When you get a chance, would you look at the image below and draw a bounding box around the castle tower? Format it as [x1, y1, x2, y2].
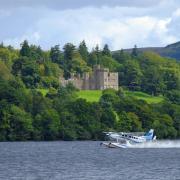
[59, 65, 118, 90]
[82, 72, 90, 89]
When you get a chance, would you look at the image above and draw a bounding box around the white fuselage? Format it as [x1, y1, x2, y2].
[109, 133, 147, 143]
[121, 134, 146, 143]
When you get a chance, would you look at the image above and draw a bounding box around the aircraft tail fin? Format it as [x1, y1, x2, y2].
[144, 129, 154, 140]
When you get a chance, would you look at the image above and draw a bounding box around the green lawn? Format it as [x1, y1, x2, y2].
[76, 90, 102, 102]
[36, 89, 49, 96]
[36, 88, 164, 104]
[77, 90, 164, 104]
[124, 91, 164, 104]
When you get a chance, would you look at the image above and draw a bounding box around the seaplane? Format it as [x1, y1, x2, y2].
[101, 129, 156, 148]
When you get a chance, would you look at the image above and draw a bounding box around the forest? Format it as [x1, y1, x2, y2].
[0, 40, 180, 141]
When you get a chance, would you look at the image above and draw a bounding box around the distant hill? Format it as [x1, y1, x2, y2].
[119, 41, 180, 61]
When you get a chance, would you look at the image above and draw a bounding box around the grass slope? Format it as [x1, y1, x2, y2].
[36, 88, 164, 104]
[77, 90, 164, 104]
[125, 91, 164, 104]
[76, 90, 102, 102]
[36, 89, 49, 96]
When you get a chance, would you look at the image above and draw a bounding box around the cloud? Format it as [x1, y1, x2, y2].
[0, 0, 167, 10]
[4, 32, 41, 47]
[167, 8, 180, 40]
[1, 1, 180, 50]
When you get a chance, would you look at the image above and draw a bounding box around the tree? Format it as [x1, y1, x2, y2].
[113, 49, 131, 64]
[166, 90, 180, 105]
[131, 45, 138, 57]
[71, 51, 89, 75]
[21, 60, 41, 88]
[7, 105, 33, 141]
[163, 69, 180, 91]
[100, 107, 116, 128]
[63, 43, 76, 78]
[94, 44, 101, 61]
[63, 43, 75, 61]
[78, 40, 89, 62]
[0, 100, 10, 141]
[33, 109, 60, 140]
[102, 44, 111, 57]
[20, 40, 30, 57]
[153, 114, 177, 139]
[98, 55, 120, 71]
[127, 112, 142, 131]
[120, 60, 142, 91]
[173, 110, 180, 137]
[116, 111, 132, 132]
[88, 51, 98, 67]
[142, 66, 163, 95]
[0, 42, 4, 48]
[0, 61, 13, 80]
[29, 45, 44, 62]
[0, 48, 10, 64]
[0, 80, 20, 104]
[12, 56, 42, 88]
[50, 45, 63, 64]
[100, 89, 119, 108]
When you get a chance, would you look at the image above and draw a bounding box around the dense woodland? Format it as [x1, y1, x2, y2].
[0, 40, 180, 141]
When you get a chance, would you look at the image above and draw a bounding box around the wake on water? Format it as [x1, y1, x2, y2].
[131, 140, 180, 148]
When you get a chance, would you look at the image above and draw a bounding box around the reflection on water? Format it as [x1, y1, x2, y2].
[0, 141, 179, 180]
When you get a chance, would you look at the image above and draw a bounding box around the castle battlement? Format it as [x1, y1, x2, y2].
[60, 65, 118, 90]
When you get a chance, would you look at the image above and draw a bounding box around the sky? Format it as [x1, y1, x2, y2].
[0, 0, 180, 50]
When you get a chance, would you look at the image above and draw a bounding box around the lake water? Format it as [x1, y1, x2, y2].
[0, 141, 180, 180]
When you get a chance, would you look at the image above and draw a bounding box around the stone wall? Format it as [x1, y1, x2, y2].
[60, 77, 83, 89]
[59, 65, 119, 90]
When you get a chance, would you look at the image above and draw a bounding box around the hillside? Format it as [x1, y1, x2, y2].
[117, 41, 180, 61]
[0, 40, 180, 140]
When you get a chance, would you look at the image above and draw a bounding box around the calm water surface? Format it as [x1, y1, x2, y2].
[0, 141, 179, 180]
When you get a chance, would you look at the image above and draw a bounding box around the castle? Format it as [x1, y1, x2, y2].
[60, 65, 119, 90]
